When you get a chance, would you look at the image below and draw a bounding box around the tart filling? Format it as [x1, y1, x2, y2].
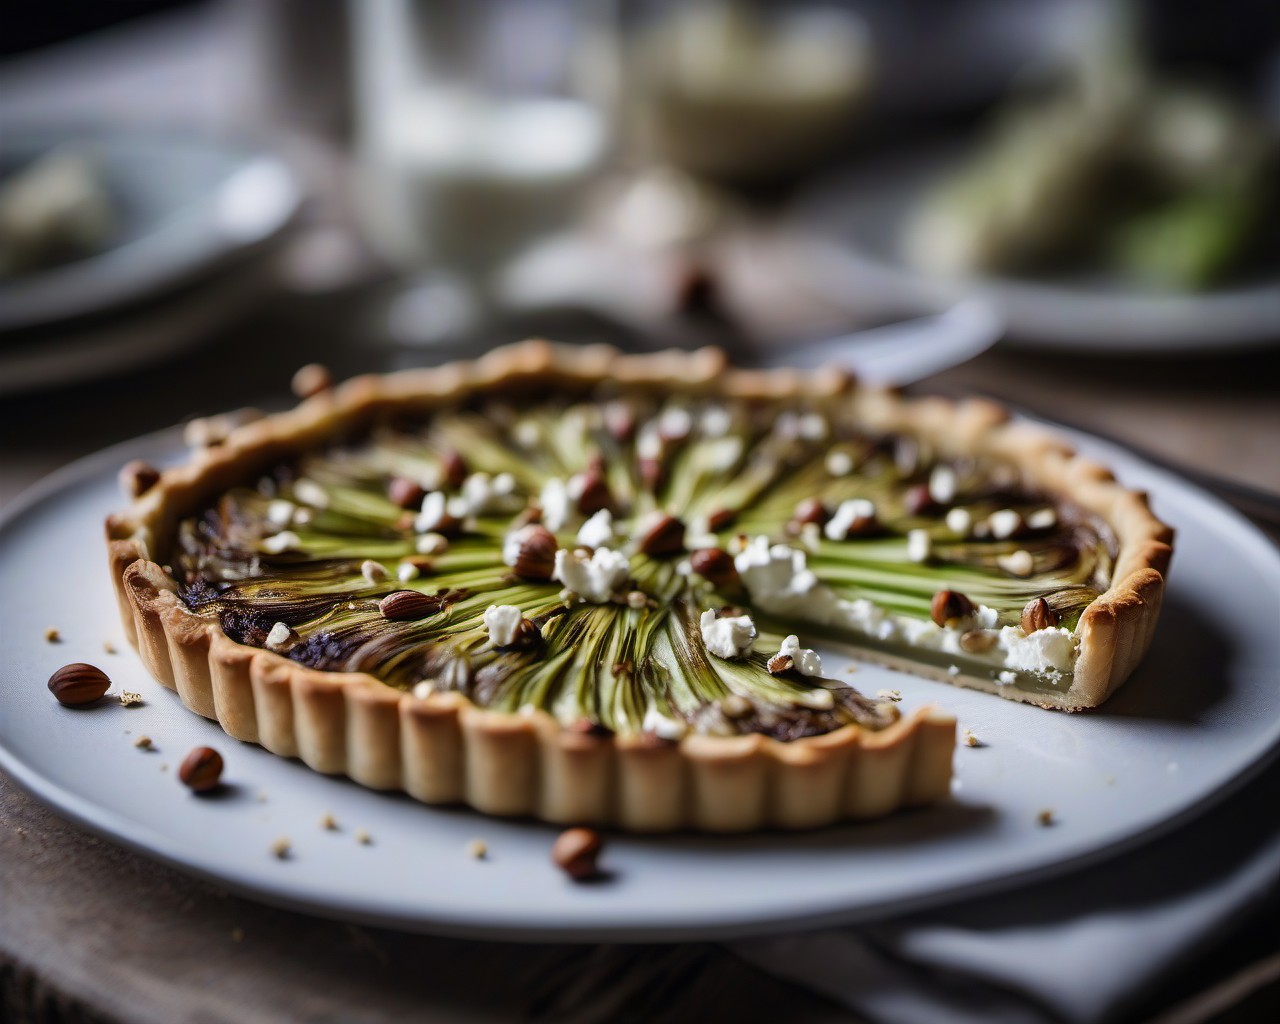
[106, 341, 1172, 830]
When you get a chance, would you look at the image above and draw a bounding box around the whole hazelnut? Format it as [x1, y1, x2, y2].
[930, 589, 976, 627]
[1021, 597, 1059, 633]
[47, 663, 111, 706]
[552, 827, 604, 881]
[178, 746, 224, 793]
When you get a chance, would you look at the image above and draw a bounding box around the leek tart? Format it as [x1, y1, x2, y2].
[107, 341, 1171, 831]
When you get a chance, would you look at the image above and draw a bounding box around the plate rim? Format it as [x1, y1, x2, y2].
[2, 424, 1279, 942]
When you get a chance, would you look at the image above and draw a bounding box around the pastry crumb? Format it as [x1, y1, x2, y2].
[1036, 809, 1056, 827]
[44, 626, 61, 643]
[231, 927, 245, 942]
[134, 735, 153, 750]
[103, 640, 118, 654]
[320, 812, 339, 831]
[467, 838, 488, 860]
[844, 665, 859, 674]
[876, 689, 902, 702]
[270, 837, 292, 859]
[119, 691, 143, 707]
[961, 729, 984, 748]
[354, 828, 372, 845]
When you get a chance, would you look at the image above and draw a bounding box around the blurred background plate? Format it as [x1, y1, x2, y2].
[0, 130, 301, 334]
[788, 146, 1280, 354]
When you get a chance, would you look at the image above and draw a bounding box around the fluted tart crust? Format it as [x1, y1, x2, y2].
[105, 341, 1172, 831]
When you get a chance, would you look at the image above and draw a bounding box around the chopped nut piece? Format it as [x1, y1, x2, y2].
[355, 829, 372, 845]
[962, 729, 983, 748]
[44, 626, 61, 643]
[1036, 809, 1056, 827]
[552, 827, 603, 881]
[320, 812, 338, 831]
[134, 735, 153, 750]
[625, 590, 649, 609]
[119, 691, 143, 707]
[103, 640, 117, 655]
[291, 362, 333, 399]
[270, 837, 292, 859]
[467, 839, 488, 860]
[767, 653, 794, 675]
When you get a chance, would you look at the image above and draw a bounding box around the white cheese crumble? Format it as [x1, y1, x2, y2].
[360, 560, 387, 584]
[553, 547, 630, 603]
[265, 621, 295, 651]
[539, 478, 570, 531]
[999, 625, 1077, 674]
[412, 681, 435, 699]
[825, 498, 876, 540]
[997, 549, 1035, 577]
[642, 706, 688, 740]
[576, 509, 614, 549]
[266, 500, 296, 527]
[1027, 508, 1058, 530]
[997, 670, 1018, 685]
[658, 406, 693, 440]
[414, 491, 449, 533]
[416, 532, 449, 555]
[907, 528, 933, 563]
[704, 436, 744, 472]
[483, 604, 525, 647]
[292, 478, 329, 509]
[455, 472, 517, 516]
[699, 609, 757, 660]
[261, 531, 302, 554]
[701, 405, 732, 438]
[397, 562, 419, 582]
[945, 507, 972, 535]
[825, 450, 855, 476]
[928, 464, 957, 504]
[777, 635, 823, 677]
[989, 509, 1022, 539]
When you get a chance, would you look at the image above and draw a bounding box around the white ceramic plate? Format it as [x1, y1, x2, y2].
[788, 148, 1280, 354]
[2, 428, 1278, 942]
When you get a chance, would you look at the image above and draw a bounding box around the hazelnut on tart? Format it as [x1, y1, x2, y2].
[105, 342, 1172, 832]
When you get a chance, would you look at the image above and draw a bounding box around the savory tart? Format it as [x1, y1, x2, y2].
[106, 341, 1171, 832]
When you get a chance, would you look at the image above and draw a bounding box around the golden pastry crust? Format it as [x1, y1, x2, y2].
[105, 340, 1171, 829]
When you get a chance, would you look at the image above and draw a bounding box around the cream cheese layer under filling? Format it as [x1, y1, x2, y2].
[172, 391, 1115, 742]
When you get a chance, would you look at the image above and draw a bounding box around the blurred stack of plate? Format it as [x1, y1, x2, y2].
[0, 131, 302, 395]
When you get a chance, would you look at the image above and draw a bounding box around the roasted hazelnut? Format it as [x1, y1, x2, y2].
[959, 629, 999, 654]
[573, 469, 614, 516]
[552, 827, 603, 881]
[706, 507, 736, 532]
[1021, 597, 1059, 633]
[689, 548, 740, 589]
[387, 475, 426, 510]
[379, 590, 439, 621]
[791, 498, 829, 527]
[441, 451, 468, 489]
[47, 663, 111, 706]
[930, 589, 976, 627]
[178, 746, 224, 793]
[767, 653, 794, 675]
[508, 524, 558, 581]
[638, 513, 685, 556]
[905, 484, 940, 517]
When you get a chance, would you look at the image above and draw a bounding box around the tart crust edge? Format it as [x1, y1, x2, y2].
[102, 340, 1170, 829]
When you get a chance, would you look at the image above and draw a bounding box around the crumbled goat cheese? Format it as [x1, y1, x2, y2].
[292, 479, 329, 509]
[700, 609, 757, 660]
[777, 635, 823, 677]
[540, 478, 571, 531]
[484, 604, 525, 647]
[825, 450, 855, 476]
[412, 681, 435, 699]
[416, 532, 449, 555]
[576, 509, 614, 549]
[1027, 508, 1057, 530]
[704, 436, 744, 472]
[553, 547, 630, 603]
[262, 531, 302, 554]
[265, 621, 295, 651]
[658, 406, 693, 440]
[929, 465, 957, 504]
[945, 507, 973, 535]
[988, 509, 1022, 539]
[642, 706, 688, 740]
[455, 472, 517, 516]
[701, 405, 732, 438]
[825, 498, 876, 540]
[999, 625, 1077, 674]
[907, 529, 933, 563]
[514, 420, 540, 448]
[998, 549, 1036, 577]
[415, 491, 449, 533]
[797, 412, 828, 441]
[267, 500, 296, 527]
[397, 562, 420, 582]
[997, 670, 1018, 685]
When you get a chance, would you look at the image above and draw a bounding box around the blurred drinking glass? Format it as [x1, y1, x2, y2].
[352, 0, 615, 344]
